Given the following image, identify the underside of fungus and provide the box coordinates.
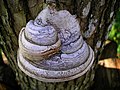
[17,5,94,82]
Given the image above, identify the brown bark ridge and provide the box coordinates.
[0,0,119,90]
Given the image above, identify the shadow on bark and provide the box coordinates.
[90,41,120,90]
[0,49,20,90]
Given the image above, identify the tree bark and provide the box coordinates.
[0,0,119,90]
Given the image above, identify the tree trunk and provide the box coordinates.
[0,0,119,90]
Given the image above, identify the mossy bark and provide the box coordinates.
[0,0,119,90]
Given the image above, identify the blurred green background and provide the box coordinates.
[109,9,120,58]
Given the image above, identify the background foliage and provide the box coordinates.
[109,9,120,57]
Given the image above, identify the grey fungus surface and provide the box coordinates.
[17,6,94,82]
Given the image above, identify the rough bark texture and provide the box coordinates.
[0,0,119,90]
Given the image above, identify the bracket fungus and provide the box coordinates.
[17,2,94,82]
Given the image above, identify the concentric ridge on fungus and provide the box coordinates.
[17,6,94,82]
